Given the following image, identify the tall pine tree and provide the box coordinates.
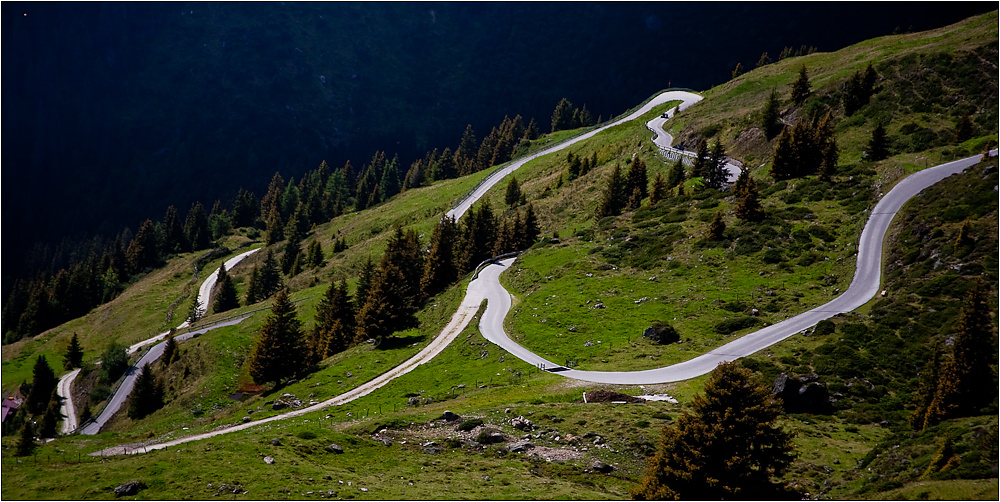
[596,164,627,218]
[421,216,459,299]
[633,361,796,500]
[63,333,84,370]
[248,289,305,385]
[212,263,240,313]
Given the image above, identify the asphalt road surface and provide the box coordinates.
[474,150,997,383]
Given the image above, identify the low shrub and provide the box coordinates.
[457,418,484,432]
[714,316,760,334]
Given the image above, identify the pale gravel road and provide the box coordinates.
[69,247,261,435]
[91,262,503,455]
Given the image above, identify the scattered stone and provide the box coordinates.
[511,416,535,431]
[263,456,275,465]
[272,402,287,411]
[568,325,578,332]
[440,410,461,422]
[509,440,534,453]
[583,340,595,347]
[114,481,146,497]
[750,308,760,316]
[504,408,512,414]
[270,438,282,446]
[483,475,491,482]
[327,444,343,454]
[592,461,615,473]
[408,397,420,406]
[345,372,353,378]
[242,416,251,423]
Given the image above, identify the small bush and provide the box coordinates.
[296,431,318,440]
[813,319,836,336]
[457,418,484,432]
[761,248,784,264]
[714,316,760,335]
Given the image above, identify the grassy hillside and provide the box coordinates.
[2,11,997,500]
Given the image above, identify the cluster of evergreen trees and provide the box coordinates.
[550,98,597,133]
[2,201,222,344]
[910,279,995,430]
[10,355,66,455]
[596,156,652,218]
[770,112,838,180]
[247,202,541,385]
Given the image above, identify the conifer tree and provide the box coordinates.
[212,263,240,313]
[954,115,974,143]
[161,331,179,367]
[666,156,686,189]
[232,188,259,228]
[455,124,479,175]
[183,202,211,251]
[567,152,582,180]
[633,361,796,500]
[421,216,459,299]
[864,122,890,161]
[954,219,975,251]
[770,129,797,180]
[911,342,945,431]
[505,177,523,207]
[378,155,401,202]
[248,289,305,385]
[128,363,164,420]
[520,203,541,249]
[63,333,84,370]
[734,171,764,222]
[690,138,712,181]
[596,164,627,218]
[706,211,726,241]
[265,205,285,245]
[99,342,129,383]
[843,63,878,116]
[26,356,57,415]
[311,279,356,360]
[38,389,61,438]
[649,172,669,206]
[790,65,811,105]
[625,156,649,201]
[456,204,498,274]
[762,88,782,139]
[818,138,839,182]
[126,219,160,274]
[705,140,729,188]
[161,205,187,254]
[524,118,539,140]
[551,98,575,132]
[260,172,286,224]
[354,258,376,310]
[940,279,995,416]
[307,240,324,268]
[14,421,35,457]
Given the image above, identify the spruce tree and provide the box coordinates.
[307,240,324,268]
[232,188,259,228]
[625,156,649,201]
[954,115,974,143]
[911,342,945,431]
[248,289,305,385]
[705,140,729,189]
[550,98,575,133]
[126,219,160,275]
[26,356,57,415]
[942,279,995,416]
[265,205,285,245]
[649,172,669,206]
[706,211,726,241]
[769,129,797,180]
[421,216,459,299]
[128,363,164,420]
[311,279,355,360]
[864,123,890,161]
[734,171,764,222]
[161,205,187,254]
[690,139,712,180]
[666,156,686,189]
[63,333,84,370]
[212,263,240,313]
[504,177,523,207]
[38,388,61,438]
[790,65,811,105]
[455,124,479,175]
[762,88,782,139]
[566,152,582,180]
[354,258,376,309]
[14,421,35,457]
[183,202,211,251]
[633,361,796,500]
[456,204,498,274]
[595,164,626,218]
[162,331,179,367]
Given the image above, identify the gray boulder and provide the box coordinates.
[592,461,615,473]
[327,443,343,454]
[509,440,534,453]
[440,410,461,422]
[114,481,146,497]
[642,323,680,344]
[263,456,275,465]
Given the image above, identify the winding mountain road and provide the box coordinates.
[87,85,994,453]
[70,247,260,435]
[474,150,997,383]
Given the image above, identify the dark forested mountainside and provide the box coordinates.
[3,2,994,281]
